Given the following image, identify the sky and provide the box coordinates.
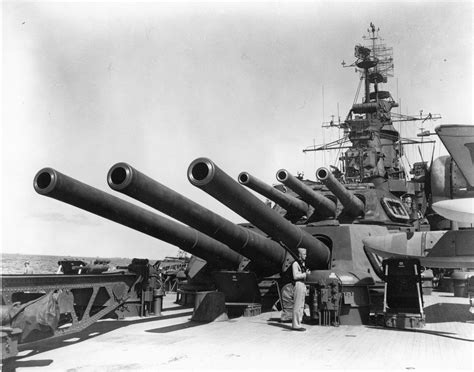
[2,1,473,260]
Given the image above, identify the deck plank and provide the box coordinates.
[4,291,473,371]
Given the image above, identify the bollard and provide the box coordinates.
[451,270,474,297]
[152,288,165,316]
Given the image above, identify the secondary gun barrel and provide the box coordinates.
[238,172,309,217]
[187,158,331,270]
[107,163,285,274]
[33,168,242,269]
[276,169,336,218]
[316,167,365,217]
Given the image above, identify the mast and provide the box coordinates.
[304,23,440,185]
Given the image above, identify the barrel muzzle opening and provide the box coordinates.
[316,168,329,181]
[276,169,289,182]
[238,172,250,184]
[108,163,133,190]
[188,158,215,186]
[34,168,57,194]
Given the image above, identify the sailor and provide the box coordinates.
[23,261,34,275]
[292,248,309,331]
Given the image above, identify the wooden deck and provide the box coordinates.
[3,291,473,371]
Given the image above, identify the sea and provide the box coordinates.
[0,253,161,275]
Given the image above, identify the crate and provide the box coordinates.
[384,313,425,329]
[226,302,261,317]
[243,303,262,317]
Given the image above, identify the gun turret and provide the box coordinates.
[238,172,309,218]
[33,168,242,269]
[276,169,336,219]
[107,163,286,275]
[316,167,365,218]
[187,158,331,270]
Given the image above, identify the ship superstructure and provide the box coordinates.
[303,23,440,221]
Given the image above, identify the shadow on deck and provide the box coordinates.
[424,302,473,323]
[2,307,193,372]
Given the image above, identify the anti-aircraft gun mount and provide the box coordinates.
[56,259,111,275]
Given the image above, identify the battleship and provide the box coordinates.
[1,23,473,371]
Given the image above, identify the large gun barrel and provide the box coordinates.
[107,163,286,274]
[316,167,365,217]
[238,172,309,217]
[187,158,331,270]
[33,168,243,268]
[276,169,336,219]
